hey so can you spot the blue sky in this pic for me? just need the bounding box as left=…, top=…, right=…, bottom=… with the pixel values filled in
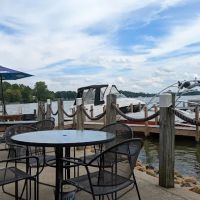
left=0, top=0, right=200, bottom=93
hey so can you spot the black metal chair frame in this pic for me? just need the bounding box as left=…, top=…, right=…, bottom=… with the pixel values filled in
left=31, top=118, right=56, bottom=167
left=4, top=124, right=55, bottom=190
left=82, top=122, right=133, bottom=166
left=32, top=118, right=55, bottom=131
left=0, top=148, right=39, bottom=200
left=61, top=138, right=143, bottom=200
left=4, top=125, right=46, bottom=167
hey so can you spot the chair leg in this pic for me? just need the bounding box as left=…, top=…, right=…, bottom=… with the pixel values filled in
left=30, top=179, right=32, bottom=200
left=37, top=175, right=39, bottom=200
left=25, top=179, right=28, bottom=199
left=15, top=181, right=18, bottom=200
left=133, top=173, right=141, bottom=200
left=34, top=178, right=37, bottom=200
left=91, top=193, right=96, bottom=200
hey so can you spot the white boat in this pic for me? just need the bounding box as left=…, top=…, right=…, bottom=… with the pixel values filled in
left=74, top=84, right=145, bottom=116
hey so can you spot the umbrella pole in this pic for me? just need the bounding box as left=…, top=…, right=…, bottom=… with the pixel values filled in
left=0, top=76, right=6, bottom=115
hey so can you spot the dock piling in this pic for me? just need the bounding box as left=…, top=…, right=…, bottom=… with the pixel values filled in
left=58, top=98, right=64, bottom=130
left=106, top=94, right=116, bottom=125
left=76, top=98, right=84, bottom=130
left=195, top=106, right=200, bottom=142
left=46, top=99, right=51, bottom=119
left=159, top=93, right=175, bottom=188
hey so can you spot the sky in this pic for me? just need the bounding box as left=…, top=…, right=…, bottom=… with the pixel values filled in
left=0, top=0, right=200, bottom=93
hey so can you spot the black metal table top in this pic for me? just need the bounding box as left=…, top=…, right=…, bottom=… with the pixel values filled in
left=11, top=129, right=115, bottom=147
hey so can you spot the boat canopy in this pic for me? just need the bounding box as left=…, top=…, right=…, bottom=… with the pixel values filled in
left=75, top=85, right=108, bottom=106
left=75, top=84, right=126, bottom=106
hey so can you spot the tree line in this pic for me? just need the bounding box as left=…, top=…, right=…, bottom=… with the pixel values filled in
left=4, top=81, right=200, bottom=104
left=2, top=81, right=76, bottom=103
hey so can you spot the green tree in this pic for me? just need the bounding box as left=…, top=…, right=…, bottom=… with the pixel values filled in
left=55, top=91, right=76, bottom=100
left=5, top=88, right=22, bottom=102
left=20, top=85, right=33, bottom=103
left=33, top=81, right=51, bottom=101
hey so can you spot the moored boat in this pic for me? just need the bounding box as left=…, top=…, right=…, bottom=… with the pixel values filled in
left=74, top=84, right=145, bottom=116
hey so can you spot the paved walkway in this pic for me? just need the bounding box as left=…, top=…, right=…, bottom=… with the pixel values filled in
left=1, top=166, right=199, bottom=200
left=0, top=145, right=199, bottom=200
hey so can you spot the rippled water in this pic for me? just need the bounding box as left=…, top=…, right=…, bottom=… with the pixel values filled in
left=139, top=136, right=200, bottom=181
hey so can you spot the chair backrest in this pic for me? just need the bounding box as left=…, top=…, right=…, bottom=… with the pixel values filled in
left=33, top=118, right=55, bottom=131
left=5, top=125, right=37, bottom=146
left=100, top=122, right=133, bottom=149
left=4, top=125, right=37, bottom=157
left=89, top=138, right=143, bottom=186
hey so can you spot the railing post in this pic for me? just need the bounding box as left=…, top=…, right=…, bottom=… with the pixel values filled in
left=72, top=108, right=76, bottom=129
left=103, top=105, right=106, bottom=125
left=37, top=101, right=45, bottom=121
left=195, top=106, right=200, bottom=142
left=106, top=94, right=116, bottom=125
left=154, top=104, right=159, bottom=125
left=46, top=99, right=51, bottom=119
left=90, top=105, right=93, bottom=118
left=76, top=98, right=84, bottom=150
left=130, top=103, right=133, bottom=113
left=138, top=102, right=141, bottom=111
left=57, top=98, right=64, bottom=130
left=76, top=98, right=84, bottom=130
left=144, top=106, right=149, bottom=136
left=159, top=93, right=175, bottom=188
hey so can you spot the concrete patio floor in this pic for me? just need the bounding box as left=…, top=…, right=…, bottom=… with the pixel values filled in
left=0, top=145, right=199, bottom=200
left=1, top=165, right=200, bottom=200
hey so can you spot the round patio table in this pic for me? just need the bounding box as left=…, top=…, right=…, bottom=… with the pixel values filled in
left=11, top=129, right=115, bottom=200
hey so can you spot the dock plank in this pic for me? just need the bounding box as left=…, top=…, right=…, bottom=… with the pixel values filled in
left=63, top=121, right=198, bottom=139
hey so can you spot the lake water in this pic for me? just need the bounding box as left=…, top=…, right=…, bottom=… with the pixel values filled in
left=4, top=96, right=200, bottom=181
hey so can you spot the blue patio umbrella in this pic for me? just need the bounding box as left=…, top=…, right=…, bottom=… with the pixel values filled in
left=0, top=65, right=33, bottom=115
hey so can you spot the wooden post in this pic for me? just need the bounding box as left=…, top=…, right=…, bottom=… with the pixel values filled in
left=130, top=103, right=133, bottom=113
left=72, top=108, right=76, bottom=129
left=76, top=98, right=84, bottom=130
left=195, top=106, right=200, bottom=142
left=159, top=93, right=175, bottom=188
left=103, top=105, right=106, bottom=125
left=144, top=106, right=149, bottom=136
left=57, top=98, right=64, bottom=130
left=106, top=94, right=116, bottom=125
left=76, top=98, right=84, bottom=150
left=46, top=99, right=51, bottom=119
left=90, top=105, right=93, bottom=118
left=154, top=104, right=158, bottom=125
left=37, top=101, right=45, bottom=121
left=138, top=102, right=141, bottom=111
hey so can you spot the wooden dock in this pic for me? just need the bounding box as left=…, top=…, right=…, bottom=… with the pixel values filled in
left=64, top=120, right=198, bottom=139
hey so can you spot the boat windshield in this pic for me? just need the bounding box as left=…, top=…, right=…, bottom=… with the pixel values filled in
left=83, top=88, right=95, bottom=104
left=83, top=86, right=107, bottom=105
left=109, top=85, right=126, bottom=98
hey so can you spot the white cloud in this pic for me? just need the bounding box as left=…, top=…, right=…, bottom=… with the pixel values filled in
left=148, top=16, right=200, bottom=57
left=0, top=0, right=199, bottom=93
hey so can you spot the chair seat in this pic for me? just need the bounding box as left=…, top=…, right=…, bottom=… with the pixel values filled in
left=63, top=170, right=133, bottom=196
left=0, top=167, right=33, bottom=186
